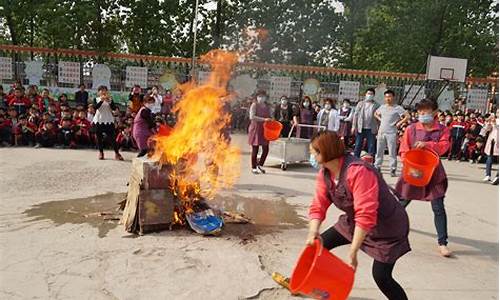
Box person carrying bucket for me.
[248,90,272,175]
[307,131,410,300]
[396,98,452,257]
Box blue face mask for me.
[418,114,434,124]
[309,153,320,169]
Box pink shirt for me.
[309,161,380,232]
[399,121,451,160]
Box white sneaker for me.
[252,168,262,175]
[257,166,266,174]
[483,176,491,182]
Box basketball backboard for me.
[426,55,468,82]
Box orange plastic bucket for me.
[402,148,439,187]
[157,124,173,137]
[263,120,283,141]
[289,239,354,300]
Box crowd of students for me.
[1,82,497,185]
[0,82,178,157]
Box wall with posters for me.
[0,57,12,80]
[58,61,80,84]
[467,88,489,112]
[125,66,148,87]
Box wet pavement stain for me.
[23,192,126,238]
[22,192,306,242]
[211,195,308,243]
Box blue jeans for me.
[354,129,376,157]
[486,155,495,177]
[400,198,448,246]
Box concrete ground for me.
[0,133,498,300]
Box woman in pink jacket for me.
[482,110,499,184]
[308,131,410,300]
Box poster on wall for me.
[302,78,321,103]
[338,81,360,102]
[467,88,489,112]
[58,61,80,84]
[402,85,426,106]
[270,76,292,101]
[159,70,179,91]
[0,57,12,80]
[25,61,44,86]
[92,64,112,89]
[125,66,148,87]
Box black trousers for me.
[94,123,119,154]
[321,227,408,300]
[401,198,448,246]
[251,145,269,169]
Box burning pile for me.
[151,50,241,227]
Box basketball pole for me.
[435,79,450,99]
[407,82,426,107]
[400,58,428,106]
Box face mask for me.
[324,104,332,111]
[365,94,374,101]
[281,99,287,105]
[418,114,434,124]
[257,96,265,104]
[303,101,310,108]
[309,153,320,169]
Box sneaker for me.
[257,166,266,174]
[438,245,452,257]
[251,168,261,175]
[483,176,491,182]
[115,153,124,161]
[98,152,104,160]
[34,143,41,149]
[491,177,499,185]
[390,169,397,177]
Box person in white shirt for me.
[92,85,123,161]
[150,85,163,115]
[316,98,340,133]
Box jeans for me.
[400,197,448,246]
[486,155,496,177]
[354,128,376,157]
[375,132,398,171]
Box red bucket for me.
[289,239,354,300]
[402,148,439,187]
[263,120,283,141]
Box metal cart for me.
[268,124,325,170]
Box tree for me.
[350,0,498,77]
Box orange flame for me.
[153,50,241,210]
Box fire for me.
[153,50,241,224]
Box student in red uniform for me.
[14,114,37,146]
[8,87,31,116]
[396,98,452,257]
[35,120,58,148]
[448,112,467,160]
[0,110,12,146]
[307,131,410,300]
[38,89,58,113]
[74,111,91,147]
[58,117,76,148]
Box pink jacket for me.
[484,123,499,156]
